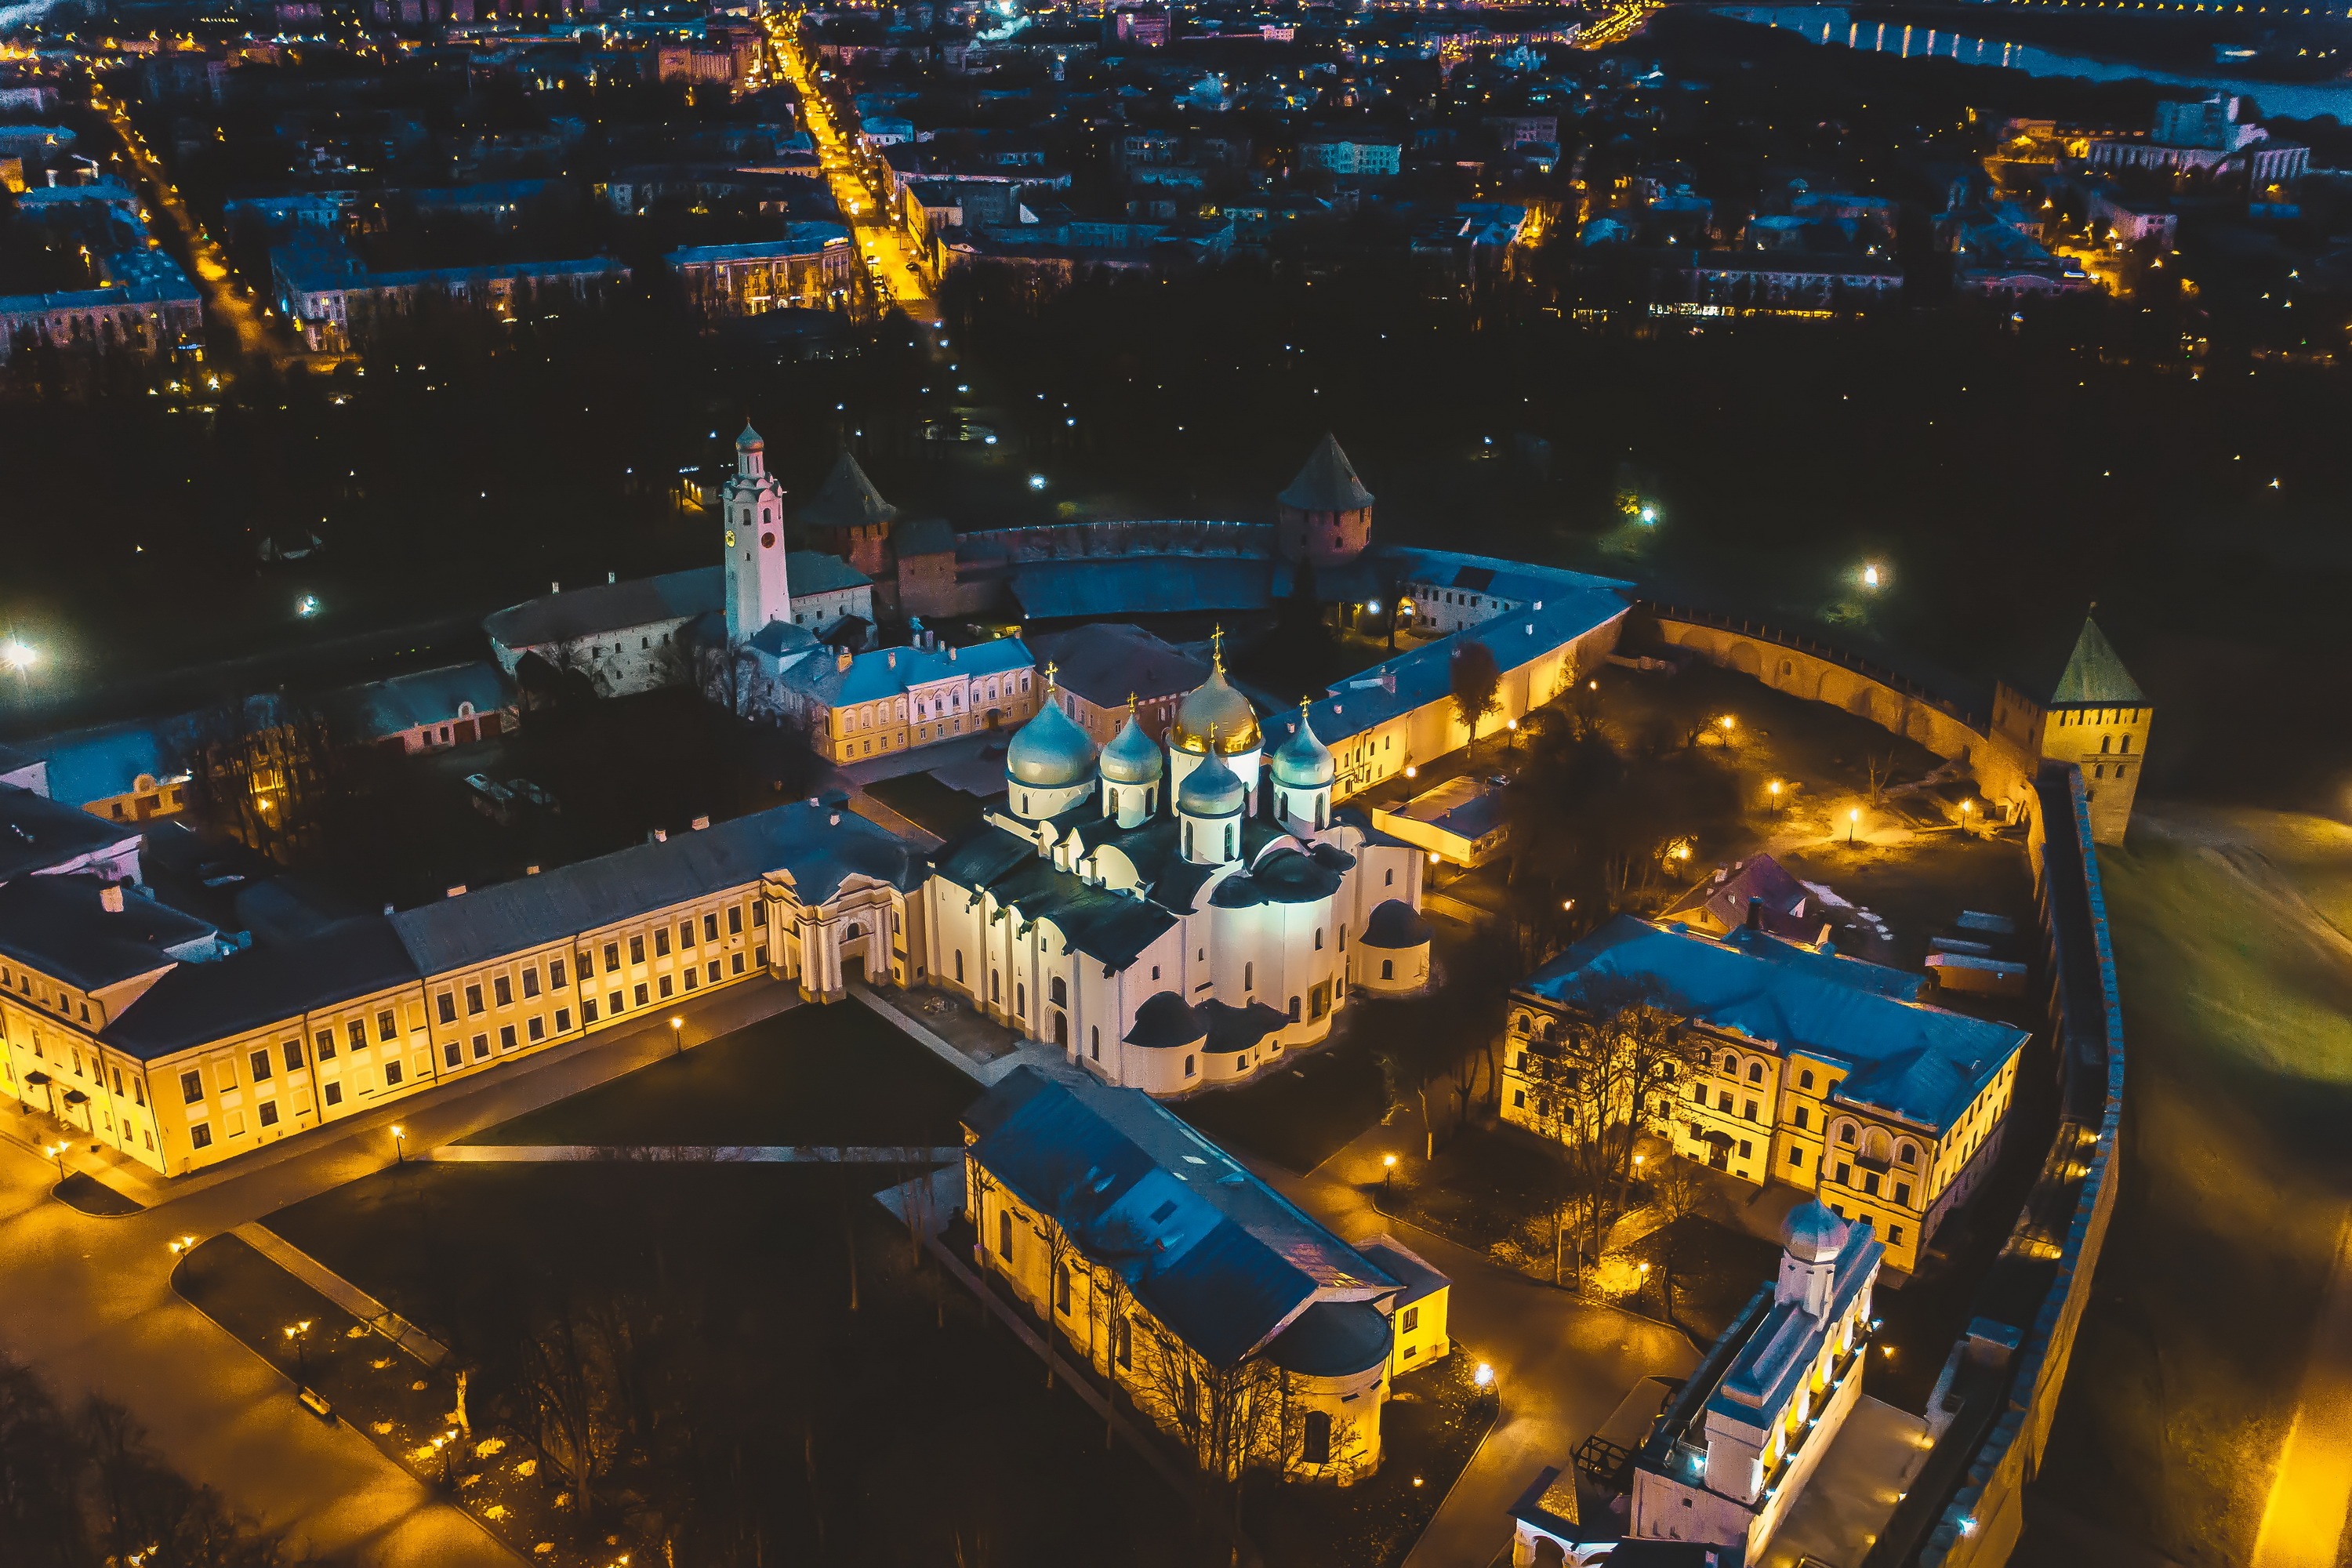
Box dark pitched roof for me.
[799,450,898,533]
[1265,1300,1392,1377]
[101,917,422,1060]
[966,1069,1398,1367]
[0,875,216,992]
[0,785,143,881]
[1031,622,1210,707]
[1198,998,1287,1054]
[1278,434,1374,512]
[390,801,925,974]
[324,661,513,740]
[785,549,873,596]
[1661,854,1825,942]
[1361,898,1432,949]
[483,567,720,650]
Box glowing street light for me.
[1382,1153,1398,1196]
[283,1319,313,1381]
[0,637,35,675]
[1028,474,1048,491]
[167,1234,198,1255]
[390,1125,406,1164]
[42,1142,67,1181]
[1861,564,1883,590]
[670,1015,685,1056]
[1848,808,1860,843]
[1473,1361,1495,1388]
[1769,780,1783,813]
[1638,505,1658,524]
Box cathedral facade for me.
[924,644,1434,1098]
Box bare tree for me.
[1450,640,1502,757]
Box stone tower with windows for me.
[1275,433,1374,569]
[1991,615,2151,845]
[723,423,792,644]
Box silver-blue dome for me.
[1101,710,1163,785]
[1178,746,1246,817]
[1780,1200,1849,1264]
[1007,700,1098,789]
[1271,708,1335,789]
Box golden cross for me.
[1210,623,1225,670]
[1127,691,1138,715]
[1044,660,1058,691]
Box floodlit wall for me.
[1918,765,2126,1568]
[1647,610,2037,818]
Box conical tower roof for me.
[800,450,898,533]
[2048,617,2145,706]
[736,422,764,448]
[1278,434,1374,513]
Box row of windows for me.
[182,948,774,1155]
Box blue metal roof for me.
[1519,916,2026,1133]
[783,635,1032,710]
[967,1067,1399,1367]
[23,718,189,809]
[325,661,513,740]
[1262,569,1632,755]
[389,800,926,975]
[1010,557,1279,620]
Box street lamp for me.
[1769,780,1783,814]
[1382,1153,1397,1197]
[1473,1362,1495,1389]
[43,1142,67,1182]
[670,1016,685,1056]
[0,637,35,676]
[283,1319,312,1381]
[390,1125,406,1164]
[168,1234,197,1256]
[1960,799,1976,834]
[1848,808,1860,844]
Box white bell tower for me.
[724,423,791,644]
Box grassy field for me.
[461,998,980,1148]
[2026,806,2352,1567]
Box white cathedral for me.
[923,640,1436,1096]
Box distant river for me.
[1715,4,2352,119]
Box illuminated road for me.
[89,82,302,368]
[763,6,940,326]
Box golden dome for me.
[1172,662,1258,756]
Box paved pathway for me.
[426,1144,962,1163]
[0,977,803,1566]
[231,1222,450,1367]
[2251,1211,2352,1568]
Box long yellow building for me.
[0,797,927,1178]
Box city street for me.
[764,6,941,326]
[88,82,302,368]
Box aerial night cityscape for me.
[3,0,2352,1562]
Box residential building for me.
[668,223,855,316]
[963,1065,1449,1483]
[1659,855,1832,944]
[1298,136,1402,176]
[1501,915,2030,1274]
[324,662,517,754]
[781,636,1036,763]
[270,238,626,353]
[1029,622,1209,745]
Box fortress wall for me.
[1647,612,2038,818]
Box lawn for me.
[2026,807,2352,1568]
[461,998,981,1147]
[267,1163,1200,1566]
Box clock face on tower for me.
[762,532,776,548]
[725,529,736,547]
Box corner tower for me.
[1276,434,1374,569]
[723,423,792,644]
[1991,614,2151,846]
